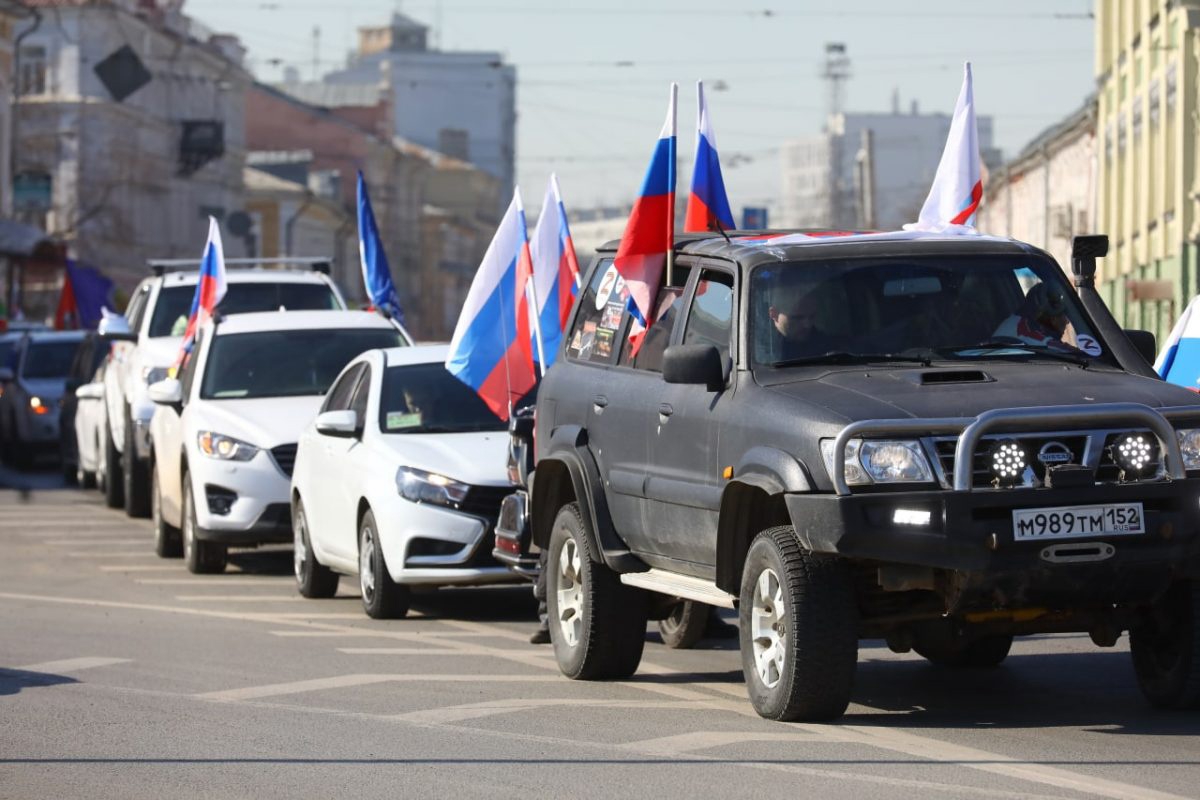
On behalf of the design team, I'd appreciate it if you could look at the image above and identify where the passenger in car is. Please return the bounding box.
[766,288,837,361]
[993,282,1078,350]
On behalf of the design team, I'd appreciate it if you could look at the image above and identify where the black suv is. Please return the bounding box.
[531,231,1200,721]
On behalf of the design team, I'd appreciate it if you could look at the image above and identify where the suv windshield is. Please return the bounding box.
[751,256,1107,368]
[200,328,403,399]
[149,282,340,338]
[22,341,80,379]
[379,363,507,433]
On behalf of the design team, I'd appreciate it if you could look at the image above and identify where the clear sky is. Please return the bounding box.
[185,0,1096,217]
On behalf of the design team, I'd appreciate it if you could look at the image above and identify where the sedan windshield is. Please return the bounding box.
[22,341,80,379]
[149,283,341,338]
[380,363,507,433]
[751,256,1109,368]
[200,329,404,399]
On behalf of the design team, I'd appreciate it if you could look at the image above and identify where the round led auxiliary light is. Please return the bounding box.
[989,439,1027,483]
[1112,432,1156,475]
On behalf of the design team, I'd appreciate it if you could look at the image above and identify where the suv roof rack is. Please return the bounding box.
[147,257,332,276]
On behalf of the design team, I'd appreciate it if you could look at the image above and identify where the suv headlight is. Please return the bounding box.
[142,366,168,386]
[1177,429,1200,470]
[196,431,258,461]
[820,438,934,485]
[396,466,470,507]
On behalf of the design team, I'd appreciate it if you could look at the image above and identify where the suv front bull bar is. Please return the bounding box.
[830,402,1200,496]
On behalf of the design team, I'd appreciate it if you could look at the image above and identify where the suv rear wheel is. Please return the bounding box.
[739,527,858,721]
[547,503,647,679]
[1131,580,1200,709]
[658,600,709,650]
[123,407,151,518]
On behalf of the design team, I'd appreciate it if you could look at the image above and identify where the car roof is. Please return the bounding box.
[207,310,400,336]
[157,269,335,288]
[379,343,448,366]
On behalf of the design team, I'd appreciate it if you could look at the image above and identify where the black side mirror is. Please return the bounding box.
[663,344,726,392]
[1071,234,1108,287]
[1124,329,1157,366]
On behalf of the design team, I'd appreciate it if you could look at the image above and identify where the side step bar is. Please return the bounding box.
[619,568,737,609]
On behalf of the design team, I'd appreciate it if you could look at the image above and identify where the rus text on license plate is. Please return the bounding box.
[1012,503,1145,541]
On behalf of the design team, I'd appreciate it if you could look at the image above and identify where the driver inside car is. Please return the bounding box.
[992,282,1078,350]
[766,286,837,361]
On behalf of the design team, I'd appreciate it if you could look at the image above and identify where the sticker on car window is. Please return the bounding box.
[600,301,624,330]
[386,411,422,430]
[595,264,622,310]
[1075,334,1102,357]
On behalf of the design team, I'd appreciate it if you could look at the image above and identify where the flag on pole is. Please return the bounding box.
[1155,295,1200,391]
[906,62,982,232]
[446,188,538,421]
[614,82,677,328]
[180,217,228,355]
[530,173,581,368]
[357,171,404,325]
[684,80,735,233]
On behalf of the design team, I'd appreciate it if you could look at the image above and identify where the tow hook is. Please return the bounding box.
[1040,542,1116,564]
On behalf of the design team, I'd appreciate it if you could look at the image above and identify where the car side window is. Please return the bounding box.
[125,285,150,334]
[322,364,364,413]
[617,287,685,372]
[566,259,622,364]
[683,270,735,363]
[349,365,371,421]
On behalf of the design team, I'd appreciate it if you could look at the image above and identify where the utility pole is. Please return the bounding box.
[820,43,851,228]
[311,26,320,80]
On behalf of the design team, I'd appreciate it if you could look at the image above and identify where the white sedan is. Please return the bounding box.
[291,344,523,619]
[147,310,408,573]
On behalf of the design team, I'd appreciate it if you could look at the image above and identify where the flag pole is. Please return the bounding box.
[665,82,678,286]
[526,279,547,377]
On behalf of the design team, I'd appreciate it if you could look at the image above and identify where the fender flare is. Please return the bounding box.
[733,446,814,494]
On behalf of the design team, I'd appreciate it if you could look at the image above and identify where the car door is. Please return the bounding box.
[642,267,736,576]
[305,362,367,561]
[331,363,375,561]
[155,331,203,529]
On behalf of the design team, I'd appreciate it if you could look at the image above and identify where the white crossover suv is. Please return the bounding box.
[290,344,523,619]
[100,263,346,519]
[147,309,408,573]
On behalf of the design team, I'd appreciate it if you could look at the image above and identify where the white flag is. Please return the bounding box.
[906,62,982,233]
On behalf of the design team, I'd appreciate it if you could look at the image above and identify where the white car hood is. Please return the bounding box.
[195,395,325,449]
[378,430,510,486]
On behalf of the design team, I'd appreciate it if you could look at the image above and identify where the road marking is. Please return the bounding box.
[137,578,291,586]
[15,657,131,673]
[269,629,508,639]
[627,730,836,753]
[99,565,181,572]
[197,674,564,702]
[66,552,152,559]
[337,646,517,656]
[392,697,719,724]
[173,595,304,602]
[46,538,149,546]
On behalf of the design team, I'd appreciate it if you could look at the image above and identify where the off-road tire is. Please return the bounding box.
[123,408,151,518]
[294,498,338,599]
[359,509,409,619]
[739,526,858,721]
[547,502,647,680]
[102,417,124,509]
[1131,580,1200,709]
[913,630,1013,668]
[182,471,227,574]
[151,460,182,558]
[658,599,710,650]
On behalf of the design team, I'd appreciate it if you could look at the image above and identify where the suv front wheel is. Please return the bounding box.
[739,527,858,721]
[123,407,151,518]
[547,502,647,679]
[1130,580,1200,709]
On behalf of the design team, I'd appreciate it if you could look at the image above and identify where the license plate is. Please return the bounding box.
[1012,503,1145,541]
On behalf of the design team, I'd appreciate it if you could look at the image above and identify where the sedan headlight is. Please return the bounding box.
[1177,429,1200,470]
[196,431,258,461]
[396,466,470,507]
[142,366,168,385]
[821,438,934,486]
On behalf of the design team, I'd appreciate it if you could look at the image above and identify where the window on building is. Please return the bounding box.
[1132,100,1143,142]
[1118,115,1127,154]
[18,45,46,96]
[1166,63,1177,114]
[1105,122,1114,164]
[1149,80,1161,128]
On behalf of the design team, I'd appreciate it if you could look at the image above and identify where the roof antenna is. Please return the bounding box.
[713,217,732,245]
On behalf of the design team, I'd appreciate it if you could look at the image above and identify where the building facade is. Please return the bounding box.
[15,0,250,291]
[780,102,1001,231]
[976,99,1098,273]
[1095,0,1200,342]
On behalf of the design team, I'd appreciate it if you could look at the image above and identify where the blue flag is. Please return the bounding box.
[357,171,404,324]
[65,260,115,329]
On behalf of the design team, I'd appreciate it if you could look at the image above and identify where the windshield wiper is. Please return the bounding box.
[935,341,1090,368]
[771,351,932,368]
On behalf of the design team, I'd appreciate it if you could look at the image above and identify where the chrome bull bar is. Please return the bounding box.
[831,403,1200,496]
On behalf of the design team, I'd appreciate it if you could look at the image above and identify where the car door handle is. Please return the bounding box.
[593,395,609,412]
[658,403,674,418]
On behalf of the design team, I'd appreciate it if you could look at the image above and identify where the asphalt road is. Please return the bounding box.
[2,470,1199,799]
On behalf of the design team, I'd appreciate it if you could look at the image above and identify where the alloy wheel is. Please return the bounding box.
[751,567,787,689]
[556,538,584,647]
[293,509,307,581]
[359,526,376,602]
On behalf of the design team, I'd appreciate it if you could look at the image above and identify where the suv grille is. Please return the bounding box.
[270,443,298,477]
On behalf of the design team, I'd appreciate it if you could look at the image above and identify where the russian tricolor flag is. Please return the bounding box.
[684,81,735,233]
[906,62,983,232]
[1155,295,1200,391]
[446,188,538,421]
[614,82,677,326]
[180,217,227,354]
[530,173,581,368]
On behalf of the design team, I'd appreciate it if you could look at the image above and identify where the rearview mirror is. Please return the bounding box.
[75,382,104,401]
[663,344,727,392]
[98,314,135,342]
[316,409,358,438]
[148,378,183,406]
[1124,329,1157,366]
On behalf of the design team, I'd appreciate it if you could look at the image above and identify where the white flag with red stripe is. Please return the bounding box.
[906,62,982,232]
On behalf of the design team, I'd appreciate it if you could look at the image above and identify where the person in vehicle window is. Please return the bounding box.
[992,282,1078,350]
[767,288,837,361]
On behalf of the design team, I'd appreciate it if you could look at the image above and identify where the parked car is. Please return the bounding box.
[72,362,109,490]
[0,330,86,468]
[291,344,524,619]
[59,332,111,484]
[100,261,347,518]
[147,309,407,573]
[532,231,1200,721]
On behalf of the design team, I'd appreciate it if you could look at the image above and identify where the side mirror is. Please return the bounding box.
[1070,234,1108,287]
[98,314,135,342]
[148,378,183,406]
[0,366,12,383]
[315,409,358,438]
[1124,329,1157,366]
[663,344,727,392]
[75,382,104,401]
